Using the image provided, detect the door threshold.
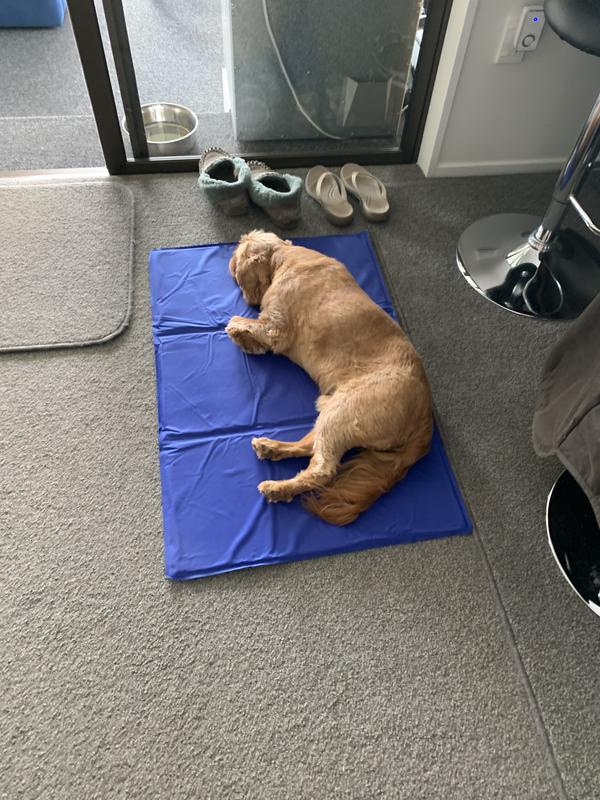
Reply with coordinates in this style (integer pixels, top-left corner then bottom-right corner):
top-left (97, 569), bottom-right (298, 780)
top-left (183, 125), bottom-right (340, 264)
top-left (0, 167), bottom-right (110, 181)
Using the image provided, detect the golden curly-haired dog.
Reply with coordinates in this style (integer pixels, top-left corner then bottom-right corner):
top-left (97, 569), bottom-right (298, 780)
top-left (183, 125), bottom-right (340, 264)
top-left (225, 230), bottom-right (433, 526)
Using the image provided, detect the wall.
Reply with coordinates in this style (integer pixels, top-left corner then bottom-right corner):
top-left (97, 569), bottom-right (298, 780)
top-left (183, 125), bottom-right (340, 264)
top-left (419, 0), bottom-right (600, 177)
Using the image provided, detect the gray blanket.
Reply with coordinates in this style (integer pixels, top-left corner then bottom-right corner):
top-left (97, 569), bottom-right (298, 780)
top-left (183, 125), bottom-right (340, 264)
top-left (533, 292), bottom-right (600, 525)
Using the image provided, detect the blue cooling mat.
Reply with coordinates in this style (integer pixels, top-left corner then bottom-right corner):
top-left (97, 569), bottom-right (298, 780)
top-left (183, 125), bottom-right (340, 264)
top-left (149, 231), bottom-right (472, 580)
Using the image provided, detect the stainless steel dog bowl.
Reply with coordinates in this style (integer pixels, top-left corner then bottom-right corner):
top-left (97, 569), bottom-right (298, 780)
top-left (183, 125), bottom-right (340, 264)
top-left (122, 102), bottom-right (198, 156)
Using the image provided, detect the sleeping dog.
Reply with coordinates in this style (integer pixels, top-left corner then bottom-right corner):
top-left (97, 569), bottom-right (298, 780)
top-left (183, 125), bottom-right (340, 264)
top-left (226, 230), bottom-right (432, 526)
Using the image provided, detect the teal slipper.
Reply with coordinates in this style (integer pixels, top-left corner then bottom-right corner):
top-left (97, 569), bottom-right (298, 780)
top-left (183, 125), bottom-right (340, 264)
top-left (198, 148), bottom-right (251, 216)
top-left (248, 161), bottom-right (303, 229)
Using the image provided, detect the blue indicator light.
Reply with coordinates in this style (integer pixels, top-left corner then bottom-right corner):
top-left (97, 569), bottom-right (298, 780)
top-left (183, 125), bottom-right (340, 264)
top-left (533, 16), bottom-right (539, 21)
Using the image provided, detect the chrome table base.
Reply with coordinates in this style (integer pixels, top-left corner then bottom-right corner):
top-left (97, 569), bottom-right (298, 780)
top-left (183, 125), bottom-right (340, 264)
top-left (457, 213), bottom-right (600, 320)
top-left (457, 87), bottom-right (600, 321)
top-left (547, 470), bottom-right (600, 617)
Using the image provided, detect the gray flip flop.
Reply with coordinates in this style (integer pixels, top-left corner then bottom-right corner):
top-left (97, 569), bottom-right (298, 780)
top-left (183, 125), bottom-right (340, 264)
top-left (248, 160), bottom-right (303, 229)
top-left (340, 163), bottom-right (390, 222)
top-left (305, 166), bottom-right (354, 226)
top-left (198, 147), bottom-right (251, 216)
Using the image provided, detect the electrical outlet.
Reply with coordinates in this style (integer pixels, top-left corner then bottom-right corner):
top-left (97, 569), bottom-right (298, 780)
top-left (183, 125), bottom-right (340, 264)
top-left (495, 16), bottom-right (524, 64)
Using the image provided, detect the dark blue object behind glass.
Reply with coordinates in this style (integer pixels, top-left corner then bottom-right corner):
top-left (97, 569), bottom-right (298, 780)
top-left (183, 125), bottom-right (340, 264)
top-left (149, 231), bottom-right (472, 579)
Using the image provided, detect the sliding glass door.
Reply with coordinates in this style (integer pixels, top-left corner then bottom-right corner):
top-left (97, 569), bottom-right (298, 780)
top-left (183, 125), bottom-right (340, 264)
top-left (68, 0), bottom-right (452, 174)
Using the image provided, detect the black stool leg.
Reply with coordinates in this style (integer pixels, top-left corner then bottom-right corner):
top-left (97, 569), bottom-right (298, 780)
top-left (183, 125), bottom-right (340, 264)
top-left (457, 90), bottom-right (600, 320)
top-left (533, 90), bottom-right (600, 248)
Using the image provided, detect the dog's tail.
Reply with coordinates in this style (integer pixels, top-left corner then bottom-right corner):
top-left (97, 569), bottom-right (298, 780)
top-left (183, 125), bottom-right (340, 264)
top-left (303, 437), bottom-right (430, 526)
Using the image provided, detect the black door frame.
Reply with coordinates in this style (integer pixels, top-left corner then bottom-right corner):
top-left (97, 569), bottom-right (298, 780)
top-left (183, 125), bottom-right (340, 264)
top-left (68, 0), bottom-right (453, 175)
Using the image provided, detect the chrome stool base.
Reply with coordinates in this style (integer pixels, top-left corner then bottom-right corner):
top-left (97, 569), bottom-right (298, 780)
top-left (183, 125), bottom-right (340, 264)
top-left (547, 470), bottom-right (600, 617)
top-left (457, 213), bottom-right (600, 320)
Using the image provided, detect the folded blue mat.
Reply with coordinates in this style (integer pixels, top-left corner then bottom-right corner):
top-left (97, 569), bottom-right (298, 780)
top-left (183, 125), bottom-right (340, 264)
top-left (0, 0), bottom-right (66, 27)
top-left (149, 231), bottom-right (472, 580)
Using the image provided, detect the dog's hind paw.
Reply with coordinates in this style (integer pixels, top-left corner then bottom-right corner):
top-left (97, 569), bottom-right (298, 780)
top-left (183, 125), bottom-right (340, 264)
top-left (258, 480), bottom-right (294, 503)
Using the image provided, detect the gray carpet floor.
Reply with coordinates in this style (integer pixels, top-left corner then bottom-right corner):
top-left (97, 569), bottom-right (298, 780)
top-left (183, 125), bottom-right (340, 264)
top-left (3, 166), bottom-right (600, 799)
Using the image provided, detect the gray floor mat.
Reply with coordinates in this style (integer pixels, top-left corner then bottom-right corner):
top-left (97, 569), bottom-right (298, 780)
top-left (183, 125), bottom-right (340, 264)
top-left (0, 181), bottom-right (134, 352)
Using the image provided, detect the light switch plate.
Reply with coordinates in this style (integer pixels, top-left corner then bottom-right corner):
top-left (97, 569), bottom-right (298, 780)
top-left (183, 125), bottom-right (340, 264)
top-left (514, 6), bottom-right (545, 52)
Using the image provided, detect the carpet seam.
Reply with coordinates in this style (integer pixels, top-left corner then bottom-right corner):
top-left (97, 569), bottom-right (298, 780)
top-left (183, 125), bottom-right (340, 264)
top-left (471, 526), bottom-right (569, 800)
top-left (369, 228), bottom-right (570, 800)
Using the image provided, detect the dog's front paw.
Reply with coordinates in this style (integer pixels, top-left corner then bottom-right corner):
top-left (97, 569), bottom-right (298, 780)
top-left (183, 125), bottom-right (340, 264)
top-left (225, 317), bottom-right (266, 354)
top-left (258, 480), bottom-right (294, 503)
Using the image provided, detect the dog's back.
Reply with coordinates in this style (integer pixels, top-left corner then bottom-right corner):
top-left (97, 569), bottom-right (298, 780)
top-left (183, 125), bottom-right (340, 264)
top-left (265, 246), bottom-right (424, 393)
top-left (262, 243), bottom-right (433, 524)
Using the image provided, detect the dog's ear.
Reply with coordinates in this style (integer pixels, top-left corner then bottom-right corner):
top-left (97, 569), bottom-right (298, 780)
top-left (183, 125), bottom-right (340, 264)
top-left (230, 231), bottom-right (279, 306)
top-left (238, 255), bottom-right (270, 306)
top-left (230, 233), bottom-right (254, 279)
top-left (284, 239), bottom-right (292, 245)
